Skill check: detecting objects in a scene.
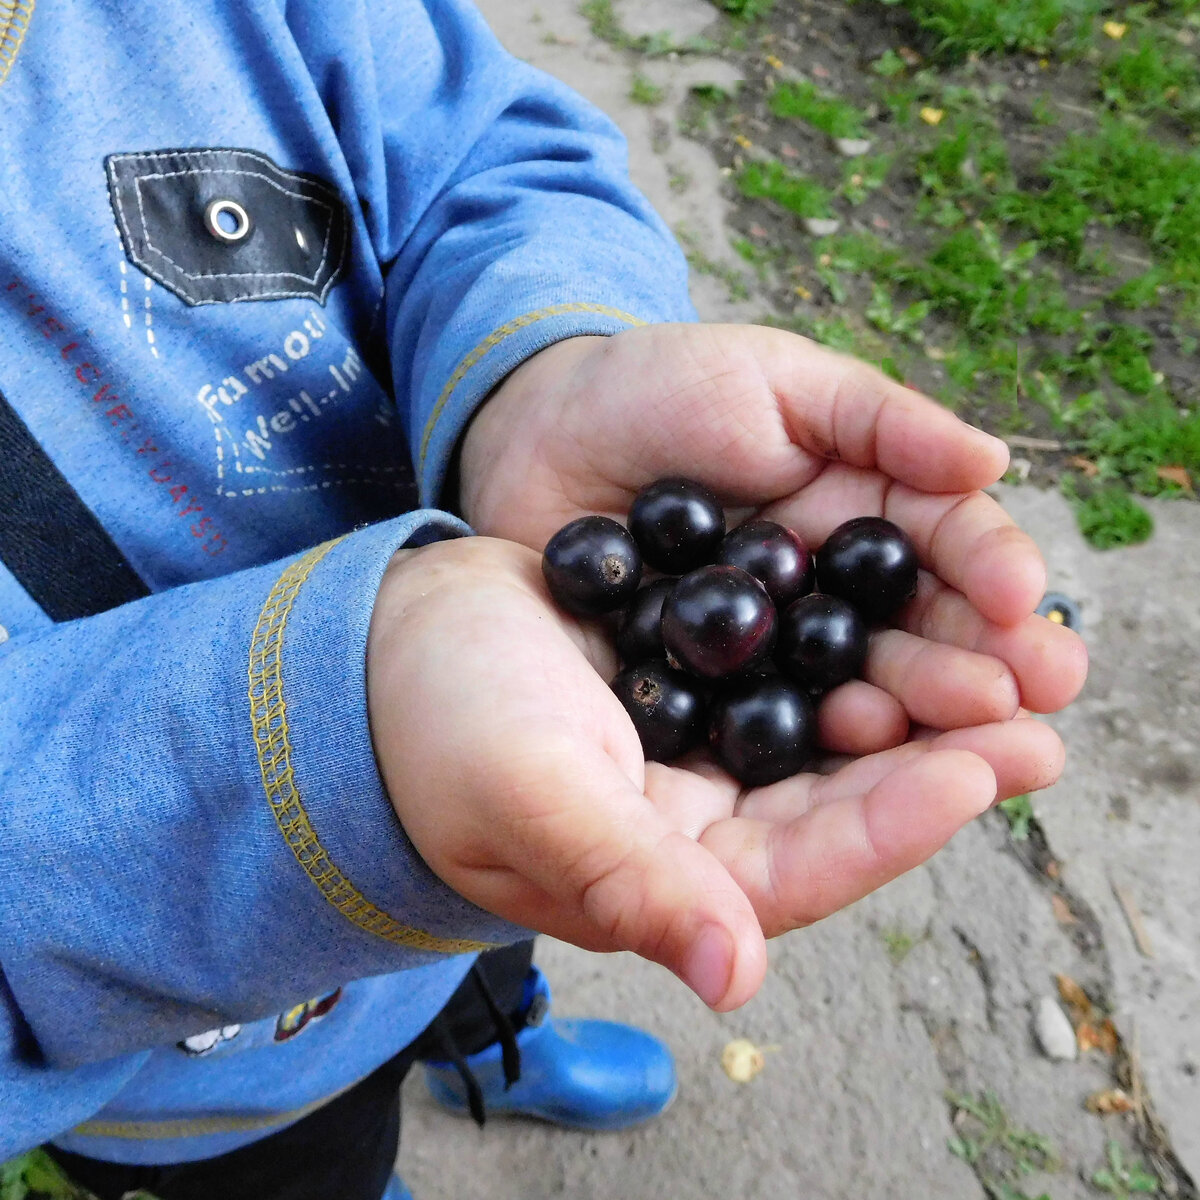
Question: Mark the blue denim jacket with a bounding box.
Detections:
[0,0,693,1162]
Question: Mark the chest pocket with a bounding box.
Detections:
[106,148,351,306]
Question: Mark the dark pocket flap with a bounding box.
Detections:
[106,148,351,306]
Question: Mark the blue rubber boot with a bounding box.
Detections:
[381,1175,414,1200]
[423,967,677,1131]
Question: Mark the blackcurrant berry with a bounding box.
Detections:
[815,516,918,623]
[542,516,642,617]
[777,593,868,693]
[611,660,706,763]
[628,477,725,574]
[717,519,814,609]
[709,676,815,788]
[661,564,776,679]
[616,578,675,665]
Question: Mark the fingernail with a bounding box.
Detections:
[682,925,733,1009]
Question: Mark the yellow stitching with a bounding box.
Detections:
[249,539,493,955]
[417,301,646,472]
[72,1082,356,1139]
[0,0,32,86]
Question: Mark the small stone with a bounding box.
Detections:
[834,137,873,158]
[1009,456,1033,483]
[1033,996,1078,1061]
[802,217,842,237]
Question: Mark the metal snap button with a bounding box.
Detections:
[203,198,253,244]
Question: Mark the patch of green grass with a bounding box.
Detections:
[629,74,665,105]
[880,925,919,963]
[1084,402,1200,494]
[736,160,835,220]
[876,0,1106,60]
[711,0,775,17]
[1,1149,108,1200]
[998,118,1200,290]
[1091,1140,1160,1197]
[581,0,719,55]
[1099,28,1200,120]
[1066,479,1155,548]
[841,153,894,204]
[768,79,869,139]
[999,794,1035,840]
[676,225,751,301]
[947,1091,1059,1200]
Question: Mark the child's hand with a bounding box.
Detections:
[458,324,1087,751]
[367,536,1064,1011]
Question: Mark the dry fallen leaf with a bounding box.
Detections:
[1078,1019,1120,1056]
[898,46,922,66]
[794,285,813,301]
[1087,1088,1135,1115]
[1070,455,1100,478]
[1157,465,1194,493]
[1051,895,1077,926]
[1056,973,1094,1023]
[920,107,945,126]
[721,1038,766,1083]
[733,133,754,150]
[1103,20,1128,39]
[765,54,784,70]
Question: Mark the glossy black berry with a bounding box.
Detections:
[777,593,868,693]
[717,520,814,609]
[661,565,776,679]
[709,676,815,788]
[815,516,918,623]
[542,516,642,617]
[611,660,706,763]
[616,578,675,665]
[628,477,725,574]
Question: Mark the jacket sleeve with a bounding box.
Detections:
[0,513,527,1158]
[283,0,697,508]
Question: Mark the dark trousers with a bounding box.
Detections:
[47,941,536,1200]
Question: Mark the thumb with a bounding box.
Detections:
[488,737,767,1011]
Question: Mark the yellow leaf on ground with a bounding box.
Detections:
[1103,21,1128,39]
[733,134,754,150]
[721,1038,766,1083]
[920,107,945,126]
[765,54,783,70]
[794,285,813,301]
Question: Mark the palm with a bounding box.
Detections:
[460,323,1088,749]
[371,537,1063,1010]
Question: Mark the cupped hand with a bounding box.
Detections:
[458,324,1088,753]
[367,536,1065,1011]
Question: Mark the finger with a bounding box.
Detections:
[884,485,1046,625]
[908,718,1066,801]
[754,327,1010,492]
[817,680,909,755]
[737,716,1058,824]
[865,628,1020,728]
[469,736,768,1011]
[902,572,1089,713]
[700,749,996,936]
[763,467,1045,627]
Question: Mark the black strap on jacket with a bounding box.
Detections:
[0,385,149,621]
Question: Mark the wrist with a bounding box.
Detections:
[456,335,605,530]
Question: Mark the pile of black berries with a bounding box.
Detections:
[541,478,918,788]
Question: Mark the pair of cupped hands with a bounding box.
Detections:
[367,323,1087,1012]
